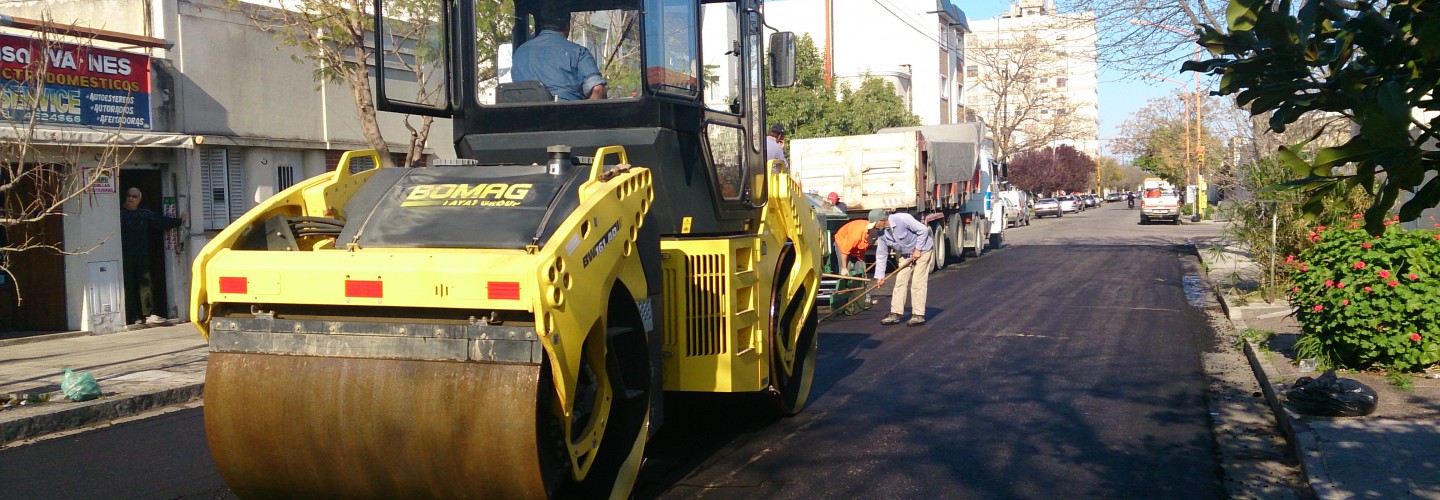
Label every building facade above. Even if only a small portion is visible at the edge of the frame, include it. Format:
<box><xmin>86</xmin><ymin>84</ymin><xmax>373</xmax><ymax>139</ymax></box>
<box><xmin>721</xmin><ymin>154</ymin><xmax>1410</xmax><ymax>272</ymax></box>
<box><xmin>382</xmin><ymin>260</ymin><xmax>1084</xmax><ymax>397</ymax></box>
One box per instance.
<box><xmin>764</xmin><ymin>0</ymin><xmax>969</xmax><ymax>126</ymax></box>
<box><xmin>965</xmin><ymin>0</ymin><xmax>1100</xmax><ymax>159</ymax></box>
<box><xmin>1</xmin><ymin>0</ymin><xmax>452</xmax><ymax>334</ymax></box>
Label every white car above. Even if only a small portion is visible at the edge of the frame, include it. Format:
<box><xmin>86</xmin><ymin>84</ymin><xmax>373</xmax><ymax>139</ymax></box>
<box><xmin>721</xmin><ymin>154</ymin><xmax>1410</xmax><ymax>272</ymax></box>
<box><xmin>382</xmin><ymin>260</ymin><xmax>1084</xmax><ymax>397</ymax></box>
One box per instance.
<box><xmin>1057</xmin><ymin>195</ymin><xmax>1081</xmax><ymax>213</ymax></box>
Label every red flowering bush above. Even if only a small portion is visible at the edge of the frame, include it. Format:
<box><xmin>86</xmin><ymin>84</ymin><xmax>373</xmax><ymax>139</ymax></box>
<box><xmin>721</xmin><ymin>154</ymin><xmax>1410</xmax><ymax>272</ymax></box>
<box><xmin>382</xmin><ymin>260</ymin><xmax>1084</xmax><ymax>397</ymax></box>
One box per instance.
<box><xmin>1289</xmin><ymin>217</ymin><xmax>1440</xmax><ymax>371</ymax></box>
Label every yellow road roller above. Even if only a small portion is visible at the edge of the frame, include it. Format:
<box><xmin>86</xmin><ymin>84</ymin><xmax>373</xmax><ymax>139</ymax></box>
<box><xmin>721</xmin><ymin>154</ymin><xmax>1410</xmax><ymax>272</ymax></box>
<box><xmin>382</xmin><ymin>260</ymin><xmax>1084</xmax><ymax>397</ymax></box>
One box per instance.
<box><xmin>190</xmin><ymin>0</ymin><xmax>820</xmax><ymax>496</ymax></box>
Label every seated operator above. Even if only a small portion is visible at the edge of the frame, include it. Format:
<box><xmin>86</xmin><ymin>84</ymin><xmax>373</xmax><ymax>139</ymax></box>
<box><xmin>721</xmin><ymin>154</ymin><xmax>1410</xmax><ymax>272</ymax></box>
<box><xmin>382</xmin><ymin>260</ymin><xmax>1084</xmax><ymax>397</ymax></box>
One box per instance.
<box><xmin>512</xmin><ymin>11</ymin><xmax>608</xmax><ymax>101</ymax></box>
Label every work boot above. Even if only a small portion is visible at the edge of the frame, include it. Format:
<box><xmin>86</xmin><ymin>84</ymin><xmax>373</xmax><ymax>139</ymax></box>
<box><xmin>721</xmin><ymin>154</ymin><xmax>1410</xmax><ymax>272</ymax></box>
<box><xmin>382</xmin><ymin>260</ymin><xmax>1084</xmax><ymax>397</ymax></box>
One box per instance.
<box><xmin>880</xmin><ymin>313</ymin><xmax>902</xmax><ymax>325</ymax></box>
<box><xmin>907</xmin><ymin>316</ymin><xmax>926</xmax><ymax>327</ymax></box>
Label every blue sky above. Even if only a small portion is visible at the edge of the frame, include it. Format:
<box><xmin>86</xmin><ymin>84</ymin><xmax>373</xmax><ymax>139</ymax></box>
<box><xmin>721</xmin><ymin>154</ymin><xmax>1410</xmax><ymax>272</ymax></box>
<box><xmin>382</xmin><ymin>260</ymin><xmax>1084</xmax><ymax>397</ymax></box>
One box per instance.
<box><xmin>959</xmin><ymin>1</ymin><xmax>1185</xmax><ymax>158</ymax></box>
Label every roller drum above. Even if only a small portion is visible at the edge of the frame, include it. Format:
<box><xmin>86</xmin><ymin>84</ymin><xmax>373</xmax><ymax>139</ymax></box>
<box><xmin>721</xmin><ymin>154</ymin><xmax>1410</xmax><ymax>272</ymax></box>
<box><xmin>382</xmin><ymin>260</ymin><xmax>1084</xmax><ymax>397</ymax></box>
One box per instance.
<box><xmin>205</xmin><ymin>352</ymin><xmax>558</xmax><ymax>498</ymax></box>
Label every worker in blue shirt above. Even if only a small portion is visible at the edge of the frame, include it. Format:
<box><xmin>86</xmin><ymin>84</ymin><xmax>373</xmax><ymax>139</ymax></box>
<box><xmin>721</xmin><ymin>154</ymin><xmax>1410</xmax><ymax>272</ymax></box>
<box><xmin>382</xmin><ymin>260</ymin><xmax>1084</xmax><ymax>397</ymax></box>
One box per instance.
<box><xmin>869</xmin><ymin>208</ymin><xmax>933</xmax><ymax>326</ymax></box>
<box><xmin>512</xmin><ymin>11</ymin><xmax>607</xmax><ymax>101</ymax></box>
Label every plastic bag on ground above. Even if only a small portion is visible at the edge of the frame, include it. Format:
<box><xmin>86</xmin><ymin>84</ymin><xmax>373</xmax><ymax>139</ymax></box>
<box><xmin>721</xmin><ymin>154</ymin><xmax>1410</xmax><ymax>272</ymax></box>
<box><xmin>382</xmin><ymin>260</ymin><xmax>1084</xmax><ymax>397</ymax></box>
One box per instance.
<box><xmin>1285</xmin><ymin>369</ymin><xmax>1378</xmax><ymax>417</ymax></box>
<box><xmin>61</xmin><ymin>368</ymin><xmax>102</xmax><ymax>402</ymax></box>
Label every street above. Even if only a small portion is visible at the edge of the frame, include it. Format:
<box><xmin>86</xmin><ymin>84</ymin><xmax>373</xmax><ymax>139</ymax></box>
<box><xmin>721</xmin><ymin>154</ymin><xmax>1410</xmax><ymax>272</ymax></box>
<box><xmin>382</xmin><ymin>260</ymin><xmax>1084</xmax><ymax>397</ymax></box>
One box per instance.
<box><xmin>0</xmin><ymin>204</ymin><xmax>1230</xmax><ymax>499</ymax></box>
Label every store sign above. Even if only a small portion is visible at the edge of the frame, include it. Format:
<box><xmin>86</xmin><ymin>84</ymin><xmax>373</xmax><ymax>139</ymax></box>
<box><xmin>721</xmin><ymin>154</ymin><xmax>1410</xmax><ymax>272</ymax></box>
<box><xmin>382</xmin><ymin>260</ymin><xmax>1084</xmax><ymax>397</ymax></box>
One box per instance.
<box><xmin>84</xmin><ymin>167</ymin><xmax>117</xmax><ymax>193</ymax></box>
<box><xmin>0</xmin><ymin>33</ymin><xmax>151</xmax><ymax>129</ymax></box>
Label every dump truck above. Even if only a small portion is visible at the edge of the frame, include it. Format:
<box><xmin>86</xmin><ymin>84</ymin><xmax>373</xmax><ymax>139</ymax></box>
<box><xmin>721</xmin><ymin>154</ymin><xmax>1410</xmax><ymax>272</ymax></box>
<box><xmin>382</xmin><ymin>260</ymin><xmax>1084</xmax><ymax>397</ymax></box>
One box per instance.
<box><xmin>188</xmin><ymin>1</ymin><xmax>821</xmax><ymax>497</ymax></box>
<box><xmin>788</xmin><ymin>123</ymin><xmax>1005</xmax><ymax>272</ymax></box>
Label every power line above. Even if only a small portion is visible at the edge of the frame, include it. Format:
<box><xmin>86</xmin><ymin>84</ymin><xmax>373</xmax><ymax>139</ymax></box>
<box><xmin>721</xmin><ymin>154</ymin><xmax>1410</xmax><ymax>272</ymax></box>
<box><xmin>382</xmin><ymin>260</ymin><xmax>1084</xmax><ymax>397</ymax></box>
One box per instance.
<box><xmin>866</xmin><ymin>0</ymin><xmax>956</xmax><ymax>50</ymax></box>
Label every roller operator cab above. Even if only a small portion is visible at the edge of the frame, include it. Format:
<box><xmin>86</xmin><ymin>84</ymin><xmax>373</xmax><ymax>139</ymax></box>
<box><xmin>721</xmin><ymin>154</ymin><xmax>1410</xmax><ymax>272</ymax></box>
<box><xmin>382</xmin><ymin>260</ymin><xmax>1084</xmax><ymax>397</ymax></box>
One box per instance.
<box><xmin>189</xmin><ymin>0</ymin><xmax>822</xmax><ymax>497</ymax></box>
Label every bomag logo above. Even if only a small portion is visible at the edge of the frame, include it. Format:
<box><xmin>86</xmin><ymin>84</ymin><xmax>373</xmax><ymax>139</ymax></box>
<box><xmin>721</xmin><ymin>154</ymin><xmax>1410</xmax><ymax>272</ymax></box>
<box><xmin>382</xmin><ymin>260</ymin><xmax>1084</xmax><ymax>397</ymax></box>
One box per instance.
<box><xmin>400</xmin><ymin>183</ymin><xmax>533</xmax><ymax>207</ymax></box>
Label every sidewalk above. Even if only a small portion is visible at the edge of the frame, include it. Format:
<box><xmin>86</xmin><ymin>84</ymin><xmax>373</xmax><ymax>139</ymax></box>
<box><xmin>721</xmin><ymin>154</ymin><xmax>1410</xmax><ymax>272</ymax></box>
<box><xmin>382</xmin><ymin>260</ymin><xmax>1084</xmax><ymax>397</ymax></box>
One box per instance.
<box><xmin>1200</xmin><ymin>238</ymin><xmax>1440</xmax><ymax>499</ymax></box>
<box><xmin>0</xmin><ymin>323</ymin><xmax>207</xmax><ymax>445</ymax></box>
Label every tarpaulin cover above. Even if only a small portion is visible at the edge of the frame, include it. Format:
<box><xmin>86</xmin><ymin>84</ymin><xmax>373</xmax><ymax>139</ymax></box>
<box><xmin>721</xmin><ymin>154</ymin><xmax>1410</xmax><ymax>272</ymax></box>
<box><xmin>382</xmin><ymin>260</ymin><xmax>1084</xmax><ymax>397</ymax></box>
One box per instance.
<box><xmin>877</xmin><ymin>122</ymin><xmax>987</xmax><ymax>187</ymax></box>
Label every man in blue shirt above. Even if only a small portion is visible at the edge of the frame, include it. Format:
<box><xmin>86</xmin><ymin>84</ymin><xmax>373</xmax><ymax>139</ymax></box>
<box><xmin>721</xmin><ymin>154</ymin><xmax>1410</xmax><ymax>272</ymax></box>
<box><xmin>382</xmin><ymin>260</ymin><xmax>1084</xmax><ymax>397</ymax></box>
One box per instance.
<box><xmin>869</xmin><ymin>208</ymin><xmax>934</xmax><ymax>326</ymax></box>
<box><xmin>512</xmin><ymin>12</ymin><xmax>607</xmax><ymax>101</ymax></box>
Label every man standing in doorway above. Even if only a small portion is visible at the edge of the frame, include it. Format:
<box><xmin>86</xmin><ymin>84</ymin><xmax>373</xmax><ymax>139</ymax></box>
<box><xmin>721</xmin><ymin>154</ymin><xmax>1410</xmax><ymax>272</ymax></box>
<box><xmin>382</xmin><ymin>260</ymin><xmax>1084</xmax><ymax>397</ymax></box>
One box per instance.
<box><xmin>121</xmin><ymin>187</ymin><xmax>186</xmax><ymax>324</ymax></box>
<box><xmin>869</xmin><ymin>208</ymin><xmax>933</xmax><ymax>326</ymax></box>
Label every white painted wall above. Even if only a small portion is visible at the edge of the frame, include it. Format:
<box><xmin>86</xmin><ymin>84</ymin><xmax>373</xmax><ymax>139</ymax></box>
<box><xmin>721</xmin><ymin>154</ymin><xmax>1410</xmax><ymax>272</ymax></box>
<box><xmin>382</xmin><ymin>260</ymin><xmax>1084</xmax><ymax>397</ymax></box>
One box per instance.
<box><xmin>63</xmin><ymin>165</ymin><xmax>124</xmax><ymax>332</ymax></box>
<box><xmin>765</xmin><ymin>0</ymin><xmax>964</xmax><ymax>125</ymax></box>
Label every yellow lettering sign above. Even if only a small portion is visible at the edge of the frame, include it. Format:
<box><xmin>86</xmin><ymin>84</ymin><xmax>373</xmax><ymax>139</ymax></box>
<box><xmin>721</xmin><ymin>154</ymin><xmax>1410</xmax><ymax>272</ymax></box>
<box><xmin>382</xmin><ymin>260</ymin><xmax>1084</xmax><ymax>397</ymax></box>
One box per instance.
<box><xmin>402</xmin><ymin>183</ymin><xmax>535</xmax><ymax>207</ymax></box>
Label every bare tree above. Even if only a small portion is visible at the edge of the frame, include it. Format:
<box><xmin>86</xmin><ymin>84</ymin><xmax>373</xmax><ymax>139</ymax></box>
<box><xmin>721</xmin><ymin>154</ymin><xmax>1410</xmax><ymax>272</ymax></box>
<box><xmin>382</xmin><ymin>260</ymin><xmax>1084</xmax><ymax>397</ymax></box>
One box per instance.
<box><xmin>1048</xmin><ymin>0</ymin><xmax>1228</xmax><ymax>75</ymax></box>
<box><xmin>0</xmin><ymin>17</ymin><xmax>131</xmax><ymax>304</ymax></box>
<box><xmin>967</xmin><ymin>32</ymin><xmax>1085</xmax><ymax>162</ymax></box>
<box><xmin>227</xmin><ymin>0</ymin><xmax>489</xmax><ymax>167</ymax></box>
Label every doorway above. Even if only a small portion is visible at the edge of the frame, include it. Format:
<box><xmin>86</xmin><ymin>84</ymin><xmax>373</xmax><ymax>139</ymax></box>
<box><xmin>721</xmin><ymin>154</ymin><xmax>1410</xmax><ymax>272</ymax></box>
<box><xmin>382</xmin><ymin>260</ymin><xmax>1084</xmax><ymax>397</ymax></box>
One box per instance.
<box><xmin>119</xmin><ymin>169</ymin><xmax>172</xmax><ymax>322</ymax></box>
<box><xmin>0</xmin><ymin>164</ymin><xmax>69</xmax><ymax>333</ymax></box>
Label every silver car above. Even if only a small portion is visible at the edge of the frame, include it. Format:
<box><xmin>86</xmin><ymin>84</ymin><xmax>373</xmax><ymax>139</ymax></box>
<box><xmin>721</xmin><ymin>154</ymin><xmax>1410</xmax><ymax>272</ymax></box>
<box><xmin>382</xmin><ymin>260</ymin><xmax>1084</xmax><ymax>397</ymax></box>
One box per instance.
<box><xmin>1033</xmin><ymin>198</ymin><xmax>1063</xmax><ymax>218</ymax></box>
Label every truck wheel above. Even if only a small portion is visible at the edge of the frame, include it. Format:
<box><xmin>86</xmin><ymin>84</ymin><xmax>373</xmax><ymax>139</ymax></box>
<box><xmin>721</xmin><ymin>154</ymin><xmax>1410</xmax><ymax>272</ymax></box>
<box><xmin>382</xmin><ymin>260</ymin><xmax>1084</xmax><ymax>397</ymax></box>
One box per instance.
<box><xmin>962</xmin><ymin>220</ymin><xmax>982</xmax><ymax>258</ymax></box>
<box><xmin>931</xmin><ymin>223</ymin><xmax>948</xmax><ymax>272</ymax></box>
<box><xmin>1140</xmin><ymin>214</ymin><xmax>1149</xmax><ymax>225</ymax></box>
<box><xmin>989</xmin><ymin>232</ymin><xmax>1003</xmax><ymax>250</ymax></box>
<box><xmin>946</xmin><ymin>216</ymin><xmax>964</xmax><ymax>262</ymax></box>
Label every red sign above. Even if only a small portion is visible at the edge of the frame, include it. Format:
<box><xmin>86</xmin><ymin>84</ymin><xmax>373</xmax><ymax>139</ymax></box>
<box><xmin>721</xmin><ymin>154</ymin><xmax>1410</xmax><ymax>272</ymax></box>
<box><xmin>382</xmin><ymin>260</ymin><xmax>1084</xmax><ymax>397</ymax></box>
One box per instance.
<box><xmin>0</xmin><ymin>33</ymin><xmax>152</xmax><ymax>129</ymax></box>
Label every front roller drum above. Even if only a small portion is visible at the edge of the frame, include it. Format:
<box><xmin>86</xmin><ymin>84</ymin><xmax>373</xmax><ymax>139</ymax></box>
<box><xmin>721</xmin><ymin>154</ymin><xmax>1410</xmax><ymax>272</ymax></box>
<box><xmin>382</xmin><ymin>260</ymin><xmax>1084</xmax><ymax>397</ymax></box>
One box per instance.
<box><xmin>205</xmin><ymin>352</ymin><xmax>558</xmax><ymax>498</ymax></box>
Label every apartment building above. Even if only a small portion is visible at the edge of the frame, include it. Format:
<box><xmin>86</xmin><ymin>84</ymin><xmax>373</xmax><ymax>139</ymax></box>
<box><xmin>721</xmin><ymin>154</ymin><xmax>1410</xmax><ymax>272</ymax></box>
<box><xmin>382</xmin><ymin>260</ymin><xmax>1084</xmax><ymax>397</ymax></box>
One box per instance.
<box><xmin>965</xmin><ymin>0</ymin><xmax>1099</xmax><ymax>159</ymax></box>
<box><xmin>0</xmin><ymin>0</ymin><xmax>451</xmax><ymax>334</ymax></box>
<box><xmin>765</xmin><ymin>0</ymin><xmax>970</xmax><ymax>126</ymax></box>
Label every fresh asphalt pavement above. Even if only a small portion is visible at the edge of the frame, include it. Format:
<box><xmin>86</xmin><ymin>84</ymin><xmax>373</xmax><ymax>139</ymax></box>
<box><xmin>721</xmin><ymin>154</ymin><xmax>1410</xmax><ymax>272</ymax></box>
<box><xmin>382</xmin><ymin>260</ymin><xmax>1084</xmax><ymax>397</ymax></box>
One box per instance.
<box><xmin>0</xmin><ymin>204</ymin><xmax>1231</xmax><ymax>498</ymax></box>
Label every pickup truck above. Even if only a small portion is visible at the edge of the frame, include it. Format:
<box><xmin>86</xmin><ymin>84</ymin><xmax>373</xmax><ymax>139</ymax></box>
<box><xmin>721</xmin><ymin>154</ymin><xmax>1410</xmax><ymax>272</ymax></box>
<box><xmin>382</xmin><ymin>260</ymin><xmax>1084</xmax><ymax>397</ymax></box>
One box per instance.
<box><xmin>1140</xmin><ymin>178</ymin><xmax>1182</xmax><ymax>224</ymax></box>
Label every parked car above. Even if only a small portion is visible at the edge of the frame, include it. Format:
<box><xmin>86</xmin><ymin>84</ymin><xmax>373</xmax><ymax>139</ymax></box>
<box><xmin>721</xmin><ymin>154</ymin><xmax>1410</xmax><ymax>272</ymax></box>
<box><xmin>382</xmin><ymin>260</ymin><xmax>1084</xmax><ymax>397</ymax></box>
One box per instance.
<box><xmin>1056</xmin><ymin>195</ymin><xmax>1081</xmax><ymax>214</ymax></box>
<box><xmin>1002</xmin><ymin>197</ymin><xmax>1030</xmax><ymax>227</ymax></box>
<box><xmin>1082</xmin><ymin>194</ymin><xmax>1099</xmax><ymax>207</ymax></box>
<box><xmin>1033</xmin><ymin>198</ymin><xmax>1063</xmax><ymax>218</ymax></box>
<box><xmin>1104</xmin><ymin>193</ymin><xmax>1122</xmax><ymax>202</ymax></box>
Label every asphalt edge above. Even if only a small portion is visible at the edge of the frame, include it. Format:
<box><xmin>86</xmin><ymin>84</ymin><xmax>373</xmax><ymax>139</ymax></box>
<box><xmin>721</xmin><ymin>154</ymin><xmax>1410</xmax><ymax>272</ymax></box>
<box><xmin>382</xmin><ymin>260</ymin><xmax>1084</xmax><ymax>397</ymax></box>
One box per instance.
<box><xmin>1198</xmin><ymin>239</ymin><xmax>1322</xmax><ymax>500</ymax></box>
<box><xmin>1</xmin><ymin>382</ymin><xmax>205</xmax><ymax>446</ymax></box>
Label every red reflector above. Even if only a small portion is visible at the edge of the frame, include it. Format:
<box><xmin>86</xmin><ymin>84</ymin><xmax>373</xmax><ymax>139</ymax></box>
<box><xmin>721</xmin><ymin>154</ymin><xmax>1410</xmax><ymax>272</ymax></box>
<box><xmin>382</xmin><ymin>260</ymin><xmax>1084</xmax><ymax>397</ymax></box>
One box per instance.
<box><xmin>345</xmin><ymin>280</ymin><xmax>384</xmax><ymax>298</ymax></box>
<box><xmin>488</xmin><ymin>281</ymin><xmax>520</xmax><ymax>300</ymax></box>
<box><xmin>218</xmin><ymin>277</ymin><xmax>248</xmax><ymax>294</ymax></box>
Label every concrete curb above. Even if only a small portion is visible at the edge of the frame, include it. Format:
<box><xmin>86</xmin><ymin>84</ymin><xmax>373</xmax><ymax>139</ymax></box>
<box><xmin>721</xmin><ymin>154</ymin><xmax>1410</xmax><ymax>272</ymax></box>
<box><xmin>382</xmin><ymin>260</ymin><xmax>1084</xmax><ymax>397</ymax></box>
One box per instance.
<box><xmin>1244</xmin><ymin>340</ymin><xmax>1329</xmax><ymax>499</ymax></box>
<box><xmin>0</xmin><ymin>331</ymin><xmax>90</xmax><ymax>348</ymax></box>
<box><xmin>1</xmin><ymin>382</ymin><xmax>205</xmax><ymax>446</ymax></box>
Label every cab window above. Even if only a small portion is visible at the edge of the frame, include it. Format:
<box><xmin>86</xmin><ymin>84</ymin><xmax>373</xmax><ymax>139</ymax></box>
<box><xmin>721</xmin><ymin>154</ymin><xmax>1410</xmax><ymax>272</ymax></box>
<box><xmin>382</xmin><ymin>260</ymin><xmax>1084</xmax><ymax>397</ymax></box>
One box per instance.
<box><xmin>700</xmin><ymin>2</ymin><xmax>740</xmax><ymax>113</ymax></box>
<box><xmin>483</xmin><ymin>1</ymin><xmax>642</xmax><ymax>105</ymax></box>
<box><xmin>643</xmin><ymin>0</ymin><xmax>700</xmax><ymax>97</ymax></box>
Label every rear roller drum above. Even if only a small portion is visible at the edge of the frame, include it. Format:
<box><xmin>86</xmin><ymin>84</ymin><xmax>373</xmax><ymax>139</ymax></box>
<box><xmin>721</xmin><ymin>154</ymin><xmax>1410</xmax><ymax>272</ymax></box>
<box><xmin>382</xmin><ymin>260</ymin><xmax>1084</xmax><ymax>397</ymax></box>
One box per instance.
<box><xmin>769</xmin><ymin>249</ymin><xmax>819</xmax><ymax>416</ymax></box>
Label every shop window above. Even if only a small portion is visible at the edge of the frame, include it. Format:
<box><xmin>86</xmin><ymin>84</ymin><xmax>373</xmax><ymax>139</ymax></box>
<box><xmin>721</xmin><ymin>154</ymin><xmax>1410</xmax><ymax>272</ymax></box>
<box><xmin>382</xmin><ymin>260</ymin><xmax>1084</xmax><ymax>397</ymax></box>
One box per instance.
<box><xmin>201</xmin><ymin>148</ymin><xmax>245</xmax><ymax>231</ymax></box>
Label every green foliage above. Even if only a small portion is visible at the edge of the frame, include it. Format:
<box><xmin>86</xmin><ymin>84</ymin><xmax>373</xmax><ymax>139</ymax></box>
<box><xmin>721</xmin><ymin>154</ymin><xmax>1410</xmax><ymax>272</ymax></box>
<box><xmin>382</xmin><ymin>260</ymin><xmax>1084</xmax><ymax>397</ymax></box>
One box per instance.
<box><xmin>1129</xmin><ymin>125</ymin><xmax>1185</xmax><ymax>184</ymax></box>
<box><xmin>825</xmin><ymin>79</ymin><xmax>922</xmax><ymax>134</ymax></box>
<box><xmin>1221</xmin><ymin>155</ymin><xmax>1371</xmax><ymax>298</ymax></box>
<box><xmin>766</xmin><ymin>34</ymin><xmax>918</xmax><ymax>139</ymax></box>
<box><xmin>1288</xmin><ymin>218</ymin><xmax>1440</xmax><ymax>372</ymax></box>
<box><xmin>1386</xmin><ymin>371</ymin><xmax>1415</xmax><ymax>391</ymax></box>
<box><xmin>1235</xmin><ymin>327</ymin><xmax>1275</xmax><ymax>350</ymax></box>
<box><xmin>1186</xmin><ymin>0</ymin><xmax>1440</xmax><ymax>235</ymax></box>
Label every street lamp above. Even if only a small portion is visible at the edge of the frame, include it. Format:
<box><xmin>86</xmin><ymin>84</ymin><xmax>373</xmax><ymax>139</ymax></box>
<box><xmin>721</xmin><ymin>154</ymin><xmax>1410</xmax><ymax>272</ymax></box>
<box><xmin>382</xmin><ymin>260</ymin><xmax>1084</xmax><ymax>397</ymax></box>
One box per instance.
<box><xmin>1132</xmin><ymin>19</ymin><xmax>1207</xmax><ymax>219</ymax></box>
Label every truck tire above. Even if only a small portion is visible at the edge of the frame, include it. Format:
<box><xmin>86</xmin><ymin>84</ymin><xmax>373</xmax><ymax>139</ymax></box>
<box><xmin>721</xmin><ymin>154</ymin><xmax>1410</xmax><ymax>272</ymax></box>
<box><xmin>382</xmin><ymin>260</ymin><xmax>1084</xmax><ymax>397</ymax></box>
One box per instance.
<box><xmin>1140</xmin><ymin>214</ymin><xmax>1149</xmax><ymax>225</ymax></box>
<box><xmin>931</xmin><ymin>223</ymin><xmax>947</xmax><ymax>272</ymax></box>
<box><xmin>989</xmin><ymin>231</ymin><xmax>1003</xmax><ymax>250</ymax></box>
<box><xmin>946</xmin><ymin>216</ymin><xmax>964</xmax><ymax>261</ymax></box>
<box><xmin>962</xmin><ymin>219</ymin><xmax>982</xmax><ymax>258</ymax></box>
